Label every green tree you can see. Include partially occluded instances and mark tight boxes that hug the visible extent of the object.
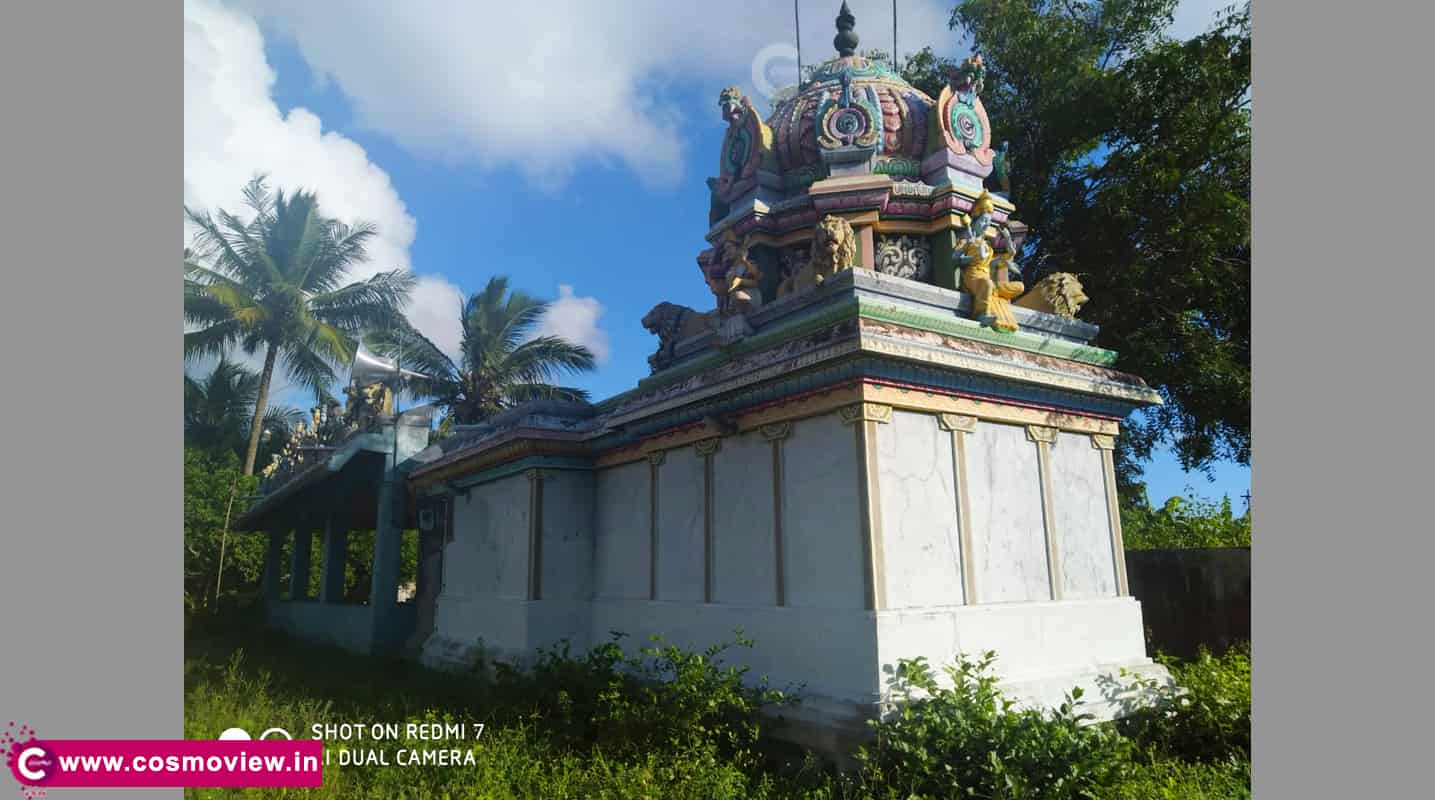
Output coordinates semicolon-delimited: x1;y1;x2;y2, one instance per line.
906;1;1250;490
1122;492;1251;550
366;276;596;425
184;175;415;475
184;356;302;464
184;447;264;610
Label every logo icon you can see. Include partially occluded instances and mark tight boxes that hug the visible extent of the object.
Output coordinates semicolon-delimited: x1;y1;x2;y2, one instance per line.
4;723;51;799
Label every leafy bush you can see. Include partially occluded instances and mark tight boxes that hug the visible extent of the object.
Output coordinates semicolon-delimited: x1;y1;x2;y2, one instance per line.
1122;494;1251;550
1118;644;1251;763
855;652;1133;800
1114;758;1251;800
494;632;792;770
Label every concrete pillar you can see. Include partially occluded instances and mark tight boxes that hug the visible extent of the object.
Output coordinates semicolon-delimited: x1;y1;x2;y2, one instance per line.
319;516;348;604
370;479;403;611
857;224;875;270
290;528;313;601
261;531;283;602
369;474;410;654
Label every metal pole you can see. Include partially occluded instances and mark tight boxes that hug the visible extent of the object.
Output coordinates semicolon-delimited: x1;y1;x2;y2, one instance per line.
795;0;803;84
893;0;899;67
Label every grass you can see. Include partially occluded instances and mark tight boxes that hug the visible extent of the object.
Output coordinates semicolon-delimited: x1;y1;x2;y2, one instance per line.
184;615;1249;799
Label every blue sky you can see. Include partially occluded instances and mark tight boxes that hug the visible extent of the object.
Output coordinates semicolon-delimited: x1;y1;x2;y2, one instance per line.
183;0;1248;508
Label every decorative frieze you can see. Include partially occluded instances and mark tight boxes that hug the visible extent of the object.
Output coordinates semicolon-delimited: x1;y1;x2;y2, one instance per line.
840;402;893;425
937;413;978;433
1025;425;1058;445
874;233;932;282
759;421;794;441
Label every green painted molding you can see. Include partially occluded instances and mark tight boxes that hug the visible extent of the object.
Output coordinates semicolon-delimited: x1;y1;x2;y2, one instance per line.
854;297;1119;366
599;298;865;409
600;288;1119;408
437;456;594;492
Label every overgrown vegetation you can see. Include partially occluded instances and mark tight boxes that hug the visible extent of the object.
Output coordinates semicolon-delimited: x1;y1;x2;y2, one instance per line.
1118;644;1252;764
856;653;1133;799
1122;493;1251;550
185;616;1249;799
184;448;263;611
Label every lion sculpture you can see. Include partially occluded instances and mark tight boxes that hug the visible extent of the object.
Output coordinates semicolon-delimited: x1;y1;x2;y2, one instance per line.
1012;273;1089;319
642;301;717;373
778;214;858;298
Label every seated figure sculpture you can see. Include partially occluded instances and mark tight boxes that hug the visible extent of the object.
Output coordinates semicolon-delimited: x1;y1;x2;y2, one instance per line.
714;228;762;318
958;191;1024;333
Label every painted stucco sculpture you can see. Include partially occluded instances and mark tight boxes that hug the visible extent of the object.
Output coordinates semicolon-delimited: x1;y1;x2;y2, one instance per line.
958;191;1024;332
778;213;857;297
642;302;716;373
936;54;996;166
343;379;394;429
1013;273;1090;319
713;229;763;319
715;87;776;205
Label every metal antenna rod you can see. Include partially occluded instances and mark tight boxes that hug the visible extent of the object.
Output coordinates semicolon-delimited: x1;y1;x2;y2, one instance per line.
893;0;899;67
795;0;803;85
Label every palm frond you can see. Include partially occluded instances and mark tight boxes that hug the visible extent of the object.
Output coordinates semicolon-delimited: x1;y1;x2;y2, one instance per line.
504;383;592;405
281;341;342;404
364;319;457;384
183;320;243;363
501;335;597;386
310;270;415;331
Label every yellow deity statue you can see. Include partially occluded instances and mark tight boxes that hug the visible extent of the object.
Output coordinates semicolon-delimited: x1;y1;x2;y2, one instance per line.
957;191;1024;333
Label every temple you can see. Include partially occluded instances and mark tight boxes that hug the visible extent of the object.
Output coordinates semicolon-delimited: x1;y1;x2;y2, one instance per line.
235;2;1169;751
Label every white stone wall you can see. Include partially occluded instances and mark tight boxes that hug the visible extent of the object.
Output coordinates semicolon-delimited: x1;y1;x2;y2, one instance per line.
875;410;965;608
967;421;1052;603
655;446;705;602
782;412;866;609
539;470;595;602
444;473;530;599
590;599;881;704
1049;430;1120;599
712;430;778;605
593;461;649;599
422;406;1153;725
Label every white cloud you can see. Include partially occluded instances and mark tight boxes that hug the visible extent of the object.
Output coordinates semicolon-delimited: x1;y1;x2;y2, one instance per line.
184;0;607;388
224;0;958;189
535;285;611;366
214;0;1224;193
403;274;466;362
184;0;414;282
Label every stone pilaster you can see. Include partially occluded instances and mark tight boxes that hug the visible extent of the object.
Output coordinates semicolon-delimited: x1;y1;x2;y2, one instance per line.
939;413;979;604
1026;425;1062;600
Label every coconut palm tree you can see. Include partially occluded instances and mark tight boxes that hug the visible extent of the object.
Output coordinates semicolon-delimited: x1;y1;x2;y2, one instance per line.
184;175;415;474
184;356;303;462
365;276;596;425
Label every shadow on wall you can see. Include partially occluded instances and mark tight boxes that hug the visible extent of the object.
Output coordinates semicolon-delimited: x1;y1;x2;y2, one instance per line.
1125;548;1251;659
